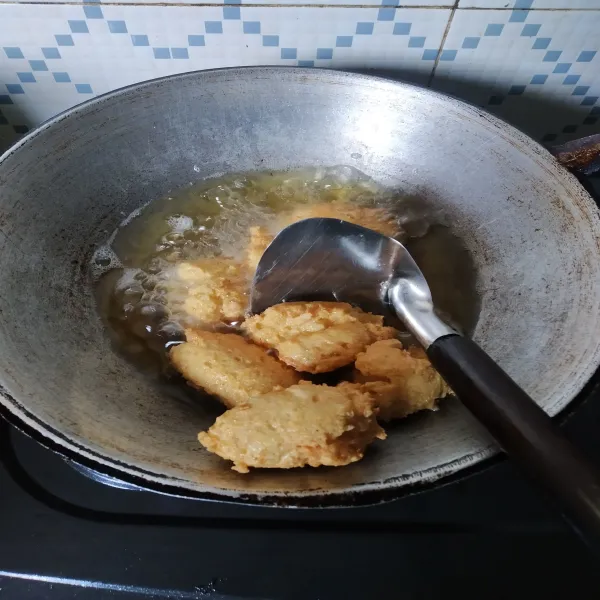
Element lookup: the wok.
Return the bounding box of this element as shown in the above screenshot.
[0,67,599,506]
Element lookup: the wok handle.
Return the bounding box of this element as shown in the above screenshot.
[427,333,600,547]
[550,132,600,176]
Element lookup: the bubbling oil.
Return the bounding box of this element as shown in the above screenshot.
[94,166,480,373]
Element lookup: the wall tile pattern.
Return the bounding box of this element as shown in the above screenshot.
[1,0,599,149]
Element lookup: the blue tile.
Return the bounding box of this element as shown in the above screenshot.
[263,35,279,47]
[75,83,93,94]
[581,96,599,106]
[440,50,457,61]
[205,21,223,34]
[336,36,353,48]
[69,20,89,34]
[0,96,14,105]
[108,21,127,34]
[243,21,260,34]
[42,48,61,59]
[29,60,48,72]
[6,84,24,94]
[298,60,314,67]
[591,107,600,116]
[563,75,580,85]
[153,47,170,59]
[224,0,238,3]
[131,35,149,46]
[223,6,240,19]
[4,47,24,59]
[562,124,577,133]
[0,113,6,125]
[509,10,529,23]
[484,24,504,36]
[316,48,333,60]
[17,72,36,83]
[462,37,480,49]
[356,22,374,35]
[188,35,205,47]
[381,0,399,5]
[553,63,571,74]
[530,74,547,84]
[281,48,297,59]
[577,50,597,63]
[573,86,589,95]
[408,37,425,48]
[509,85,526,95]
[13,125,29,134]
[515,0,533,7]
[422,49,437,61]
[542,133,557,142]
[488,95,504,105]
[377,8,395,21]
[83,5,103,18]
[532,38,551,50]
[55,35,74,47]
[393,23,411,35]
[543,50,561,62]
[172,48,189,59]
[521,24,540,37]
[584,117,598,125]
[53,72,71,83]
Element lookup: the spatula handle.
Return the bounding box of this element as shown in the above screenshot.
[427,333,600,548]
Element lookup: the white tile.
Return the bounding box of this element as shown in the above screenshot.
[432,9,600,142]
[459,1,600,7]
[7,0,456,5]
[0,4,451,135]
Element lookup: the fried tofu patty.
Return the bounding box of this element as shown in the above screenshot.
[242,302,397,373]
[245,203,399,271]
[170,329,300,408]
[354,339,450,420]
[165,258,248,325]
[198,382,386,473]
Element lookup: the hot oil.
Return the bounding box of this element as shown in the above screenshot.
[93,166,480,374]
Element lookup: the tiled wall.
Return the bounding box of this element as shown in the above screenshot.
[1,0,599,150]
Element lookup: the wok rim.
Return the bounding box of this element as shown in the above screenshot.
[1,65,599,506]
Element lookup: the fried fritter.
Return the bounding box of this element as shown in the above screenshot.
[246,226,272,273]
[242,301,397,373]
[165,258,248,325]
[245,203,399,272]
[170,329,301,408]
[198,382,386,473]
[279,202,399,238]
[354,339,450,420]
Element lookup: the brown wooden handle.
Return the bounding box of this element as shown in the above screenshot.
[551,133,600,176]
[427,333,600,549]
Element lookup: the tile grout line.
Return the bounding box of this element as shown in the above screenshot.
[427,0,457,87]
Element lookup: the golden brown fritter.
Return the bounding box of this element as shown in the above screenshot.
[242,301,397,373]
[353,339,450,420]
[165,258,248,325]
[246,226,273,273]
[245,203,399,272]
[279,202,399,238]
[170,329,301,408]
[198,382,386,473]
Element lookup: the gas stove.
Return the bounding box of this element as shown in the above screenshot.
[1,175,599,600]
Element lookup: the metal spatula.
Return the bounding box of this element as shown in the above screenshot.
[250,217,600,547]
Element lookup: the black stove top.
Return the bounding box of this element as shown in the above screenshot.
[1,175,599,600]
[2,389,600,600]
